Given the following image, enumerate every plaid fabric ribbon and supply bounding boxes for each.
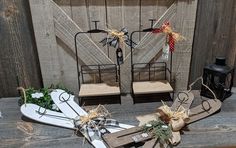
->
[75,117,122,141]
[100,28,136,48]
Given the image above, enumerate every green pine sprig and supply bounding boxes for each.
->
[142,119,172,144]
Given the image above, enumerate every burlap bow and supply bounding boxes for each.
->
[100,28,136,48]
[157,101,189,132]
[78,105,110,126]
[74,105,122,142]
[156,101,189,145]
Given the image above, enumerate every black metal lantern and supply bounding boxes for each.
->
[116,47,123,65]
[201,57,234,101]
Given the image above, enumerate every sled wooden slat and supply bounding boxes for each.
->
[103,127,152,148]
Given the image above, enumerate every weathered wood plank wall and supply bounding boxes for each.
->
[189,0,236,88]
[0,0,42,97]
[1,0,235,97]
[29,0,197,94]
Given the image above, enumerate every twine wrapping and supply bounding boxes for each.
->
[152,22,185,52]
[17,87,27,106]
[157,101,189,132]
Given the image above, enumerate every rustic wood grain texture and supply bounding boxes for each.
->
[51,0,113,65]
[87,0,108,55]
[71,0,90,31]
[120,2,176,93]
[125,2,177,64]
[119,0,140,93]
[189,0,236,88]
[105,0,124,63]
[171,0,198,91]
[52,0,116,93]
[29,0,61,88]
[0,0,42,97]
[1,89,236,147]
[53,0,80,92]
[140,0,174,38]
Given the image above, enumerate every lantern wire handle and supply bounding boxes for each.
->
[188,77,217,100]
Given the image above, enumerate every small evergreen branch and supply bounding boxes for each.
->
[142,119,172,144]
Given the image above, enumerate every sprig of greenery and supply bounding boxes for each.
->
[142,119,172,144]
[26,88,54,109]
[18,84,73,111]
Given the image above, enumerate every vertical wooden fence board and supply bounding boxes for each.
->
[119,0,140,93]
[140,0,158,38]
[53,0,79,92]
[229,2,236,86]
[29,0,61,88]
[172,0,198,91]
[0,0,42,97]
[140,0,174,38]
[123,0,140,54]
[225,0,236,86]
[71,0,90,31]
[87,0,108,55]
[189,0,236,88]
[105,0,124,63]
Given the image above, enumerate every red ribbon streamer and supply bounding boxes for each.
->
[152,22,175,52]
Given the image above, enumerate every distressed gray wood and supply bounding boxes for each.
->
[53,0,80,93]
[51,0,113,65]
[120,2,177,92]
[189,0,236,88]
[29,0,61,88]
[170,0,198,91]
[87,0,108,55]
[123,0,140,56]
[1,89,236,147]
[105,0,124,63]
[71,0,90,31]
[0,0,42,97]
[140,0,174,38]
[124,2,177,63]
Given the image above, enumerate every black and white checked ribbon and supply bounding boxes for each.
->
[75,117,123,141]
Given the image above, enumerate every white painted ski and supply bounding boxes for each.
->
[21,103,75,129]
[21,103,106,148]
[50,89,134,133]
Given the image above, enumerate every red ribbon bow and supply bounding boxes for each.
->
[152,22,183,52]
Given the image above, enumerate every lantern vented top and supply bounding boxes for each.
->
[215,57,226,66]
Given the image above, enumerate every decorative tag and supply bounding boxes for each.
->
[132,133,149,143]
[162,44,169,61]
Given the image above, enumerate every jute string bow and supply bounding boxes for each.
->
[79,105,110,126]
[105,29,126,48]
[157,101,189,132]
